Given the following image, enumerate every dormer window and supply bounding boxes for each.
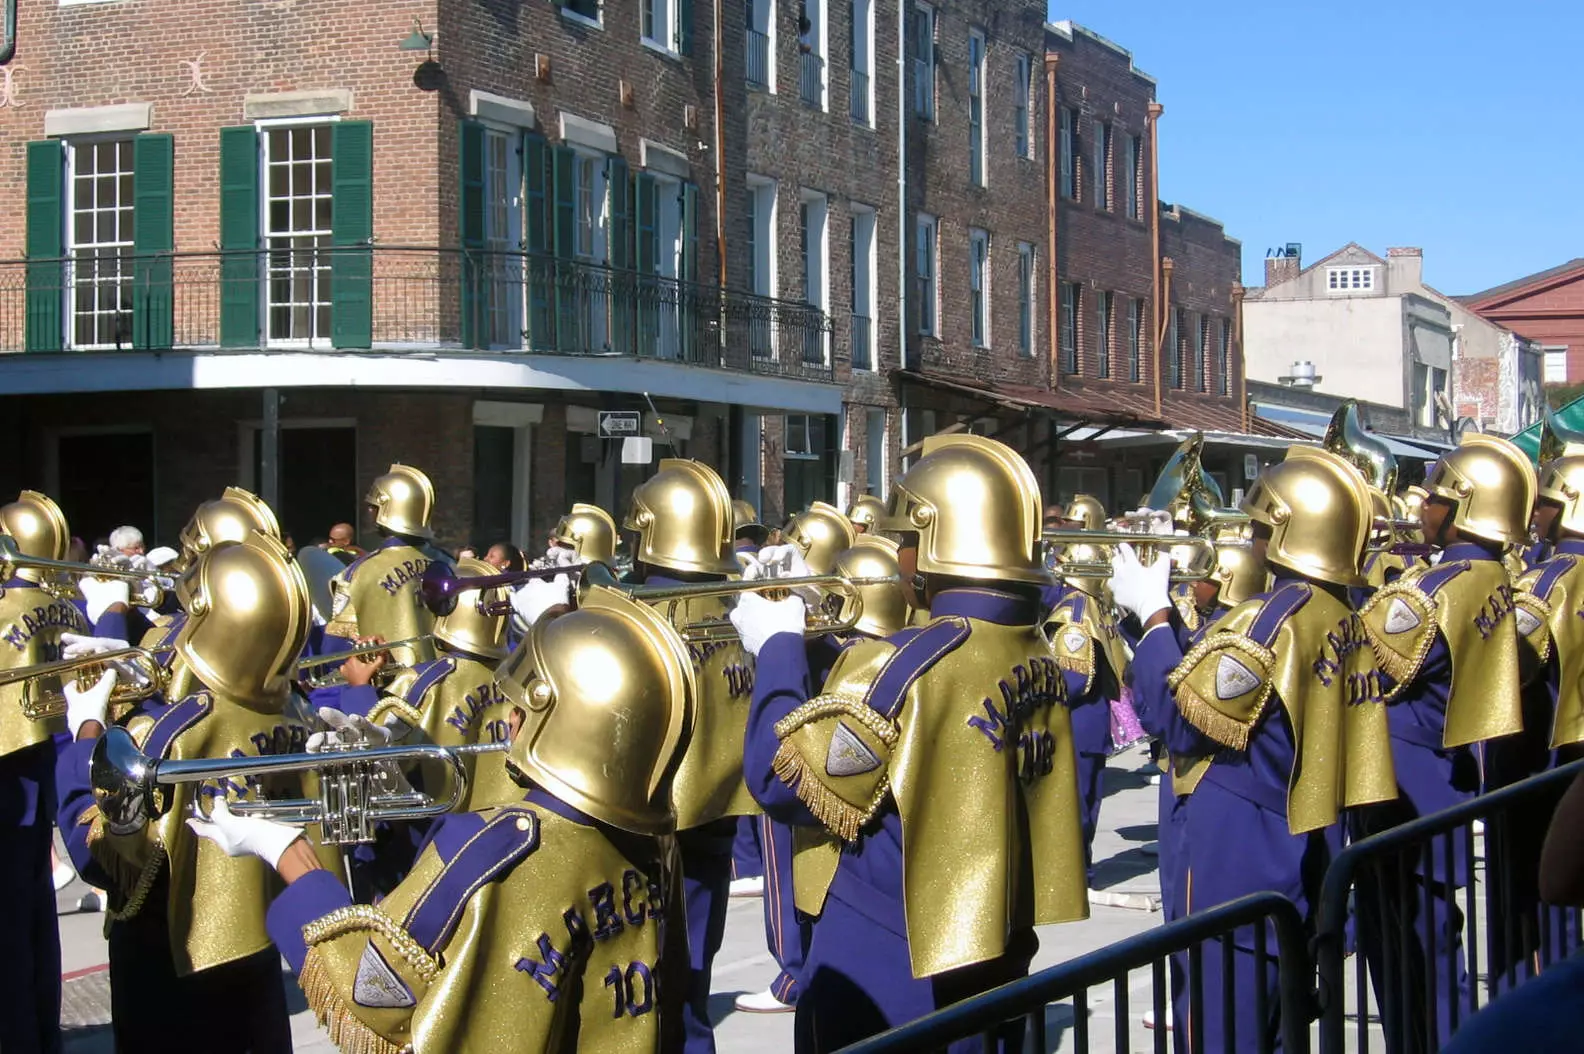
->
[1327,266,1376,293]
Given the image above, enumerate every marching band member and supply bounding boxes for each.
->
[621,460,756,1054]
[1353,433,1534,1051]
[190,585,694,1054]
[1516,451,1584,765]
[734,434,1087,1052]
[727,497,770,898]
[55,532,334,1053]
[324,465,443,671]
[0,491,89,1054]
[1117,447,1393,1054]
[845,494,887,535]
[773,501,857,576]
[733,498,771,552]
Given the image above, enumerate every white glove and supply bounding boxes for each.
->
[544,545,581,568]
[1108,543,1172,622]
[736,551,765,578]
[1127,508,1177,537]
[78,577,131,624]
[511,574,571,629]
[754,544,813,581]
[61,632,129,660]
[145,546,180,569]
[64,669,117,739]
[305,706,399,753]
[185,798,304,869]
[728,591,808,658]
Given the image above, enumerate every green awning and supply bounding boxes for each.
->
[1511,395,1584,462]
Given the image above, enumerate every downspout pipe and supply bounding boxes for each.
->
[713,0,727,286]
[1233,280,1248,431]
[1,0,17,64]
[1147,101,1164,416]
[895,0,907,465]
[1046,53,1060,394]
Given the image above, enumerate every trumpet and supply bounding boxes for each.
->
[0,646,173,720]
[1040,529,1217,582]
[295,636,430,689]
[418,562,590,617]
[578,562,894,643]
[91,725,508,845]
[0,536,174,609]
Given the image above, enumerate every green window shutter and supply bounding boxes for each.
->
[606,156,633,355]
[25,140,65,352]
[330,120,374,350]
[635,173,657,357]
[677,0,694,55]
[679,181,700,362]
[550,145,577,352]
[459,120,487,349]
[218,126,260,348]
[523,133,552,349]
[131,133,175,350]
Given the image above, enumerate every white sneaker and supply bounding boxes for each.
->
[1143,1006,1174,1030]
[1148,774,1161,786]
[734,988,794,1013]
[729,876,764,898]
[53,861,77,892]
[78,890,105,913]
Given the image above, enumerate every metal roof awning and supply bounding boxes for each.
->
[1250,403,1450,459]
[1078,428,1315,453]
[895,370,1166,429]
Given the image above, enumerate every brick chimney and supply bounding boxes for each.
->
[1387,247,1423,291]
[1264,249,1300,289]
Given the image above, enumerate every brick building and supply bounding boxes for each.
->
[1460,258,1584,388]
[0,0,839,549]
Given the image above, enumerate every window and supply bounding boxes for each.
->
[68,138,135,348]
[264,124,334,344]
[1326,266,1376,293]
[798,0,826,109]
[1093,121,1111,210]
[562,0,600,23]
[783,413,834,513]
[1412,362,1431,426]
[1124,135,1142,220]
[483,128,525,348]
[1197,315,1210,392]
[745,178,776,357]
[1544,346,1569,384]
[850,208,876,369]
[1060,281,1079,374]
[1096,290,1113,379]
[849,0,873,124]
[1166,307,1181,388]
[912,3,934,120]
[915,212,937,335]
[573,155,604,261]
[746,0,773,91]
[865,408,886,494]
[799,192,828,363]
[1017,242,1034,357]
[969,228,989,347]
[968,30,986,187]
[1218,318,1231,396]
[642,0,688,53]
[1059,107,1077,199]
[1014,53,1031,158]
[1127,297,1144,381]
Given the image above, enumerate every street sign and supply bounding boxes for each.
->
[598,410,641,438]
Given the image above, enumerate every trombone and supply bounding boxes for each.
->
[0,646,173,720]
[578,562,896,643]
[90,724,508,845]
[296,636,430,690]
[1041,529,1217,582]
[0,536,174,609]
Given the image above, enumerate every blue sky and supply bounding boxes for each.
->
[1048,1,1584,296]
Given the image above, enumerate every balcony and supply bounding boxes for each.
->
[745,27,770,90]
[799,50,824,108]
[0,248,835,383]
[850,313,872,369]
[849,68,870,125]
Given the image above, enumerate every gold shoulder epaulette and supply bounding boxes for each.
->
[1045,614,1096,696]
[1513,564,1556,665]
[1166,628,1276,751]
[772,692,899,843]
[1359,578,1440,693]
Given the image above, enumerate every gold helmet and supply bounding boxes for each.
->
[1241,447,1372,588]
[880,434,1048,585]
[623,460,738,577]
[783,501,857,574]
[551,503,617,564]
[831,535,912,638]
[173,532,309,711]
[1209,531,1267,608]
[1058,541,1109,597]
[1065,494,1106,531]
[1537,454,1584,538]
[176,487,281,571]
[732,499,764,534]
[1539,404,1584,465]
[1422,433,1536,547]
[0,490,69,583]
[497,583,694,835]
[366,464,436,541]
[432,558,510,661]
[1323,400,1399,496]
[846,495,887,534]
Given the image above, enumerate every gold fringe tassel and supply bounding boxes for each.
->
[299,950,410,1054]
[82,810,167,929]
[771,741,863,843]
[1174,686,1255,753]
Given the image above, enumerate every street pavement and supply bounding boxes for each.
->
[56,745,1176,1052]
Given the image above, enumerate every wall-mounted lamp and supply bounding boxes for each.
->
[399,18,434,53]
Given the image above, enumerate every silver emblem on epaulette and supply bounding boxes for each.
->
[1214,655,1261,701]
[1515,607,1542,636]
[826,720,880,777]
[1384,598,1421,634]
[353,943,416,1009]
[1061,629,1086,654]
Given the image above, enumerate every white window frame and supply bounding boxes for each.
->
[1543,345,1569,385]
[1016,242,1034,358]
[865,408,887,495]
[481,123,526,350]
[1125,134,1142,220]
[968,29,986,188]
[912,2,935,121]
[560,0,602,29]
[1128,296,1144,381]
[746,0,776,92]
[641,0,680,55]
[849,0,874,126]
[1326,266,1376,293]
[746,176,778,360]
[784,413,821,458]
[1014,53,1032,159]
[850,205,877,371]
[65,135,136,351]
[650,170,686,360]
[915,212,938,336]
[799,191,830,364]
[257,116,340,348]
[969,227,990,348]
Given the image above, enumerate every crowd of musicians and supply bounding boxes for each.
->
[2,399,1583,1054]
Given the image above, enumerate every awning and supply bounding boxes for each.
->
[895,370,1166,428]
[1251,402,1450,459]
[1274,420,1446,461]
[1077,428,1315,453]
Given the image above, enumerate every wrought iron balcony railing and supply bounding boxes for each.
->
[800,50,825,108]
[746,27,771,90]
[0,247,836,383]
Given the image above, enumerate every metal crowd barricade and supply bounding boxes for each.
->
[1313,759,1584,1054]
[837,892,1313,1054]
